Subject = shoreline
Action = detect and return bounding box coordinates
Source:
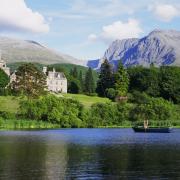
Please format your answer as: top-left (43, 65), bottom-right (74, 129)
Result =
top-left (0, 126), bottom-right (180, 130)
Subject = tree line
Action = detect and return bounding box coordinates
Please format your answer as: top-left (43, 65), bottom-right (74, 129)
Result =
top-left (0, 61), bottom-right (180, 105)
top-left (96, 60), bottom-right (180, 104)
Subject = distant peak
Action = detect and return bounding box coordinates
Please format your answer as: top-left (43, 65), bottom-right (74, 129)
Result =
top-left (25, 40), bottom-right (44, 47)
top-left (149, 29), bottom-right (180, 36)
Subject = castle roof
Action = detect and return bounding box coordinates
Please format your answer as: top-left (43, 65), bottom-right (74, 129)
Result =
top-left (48, 71), bottom-right (66, 80)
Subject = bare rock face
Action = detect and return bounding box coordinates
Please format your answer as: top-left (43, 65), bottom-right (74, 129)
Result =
top-left (0, 36), bottom-right (81, 65)
top-left (87, 29), bottom-right (180, 69)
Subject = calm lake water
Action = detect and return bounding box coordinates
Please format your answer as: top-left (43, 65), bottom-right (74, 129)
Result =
top-left (0, 128), bottom-right (180, 180)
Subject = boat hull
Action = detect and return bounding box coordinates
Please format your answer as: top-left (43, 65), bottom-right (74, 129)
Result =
top-left (132, 127), bottom-right (172, 133)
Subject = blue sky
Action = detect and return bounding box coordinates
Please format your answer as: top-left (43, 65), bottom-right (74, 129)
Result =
top-left (0, 0), bottom-right (180, 60)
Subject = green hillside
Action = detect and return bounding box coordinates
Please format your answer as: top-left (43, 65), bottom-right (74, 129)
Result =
top-left (0, 94), bottom-right (110, 113)
top-left (8, 62), bottom-right (98, 81)
top-left (61, 93), bottom-right (111, 108)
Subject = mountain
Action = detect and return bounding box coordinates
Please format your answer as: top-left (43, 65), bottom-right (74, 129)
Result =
top-left (0, 36), bottom-right (83, 65)
top-left (87, 29), bottom-right (180, 69)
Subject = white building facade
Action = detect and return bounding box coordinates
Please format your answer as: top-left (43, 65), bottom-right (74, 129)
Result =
top-left (44, 67), bottom-right (67, 93)
top-left (0, 60), bottom-right (10, 76)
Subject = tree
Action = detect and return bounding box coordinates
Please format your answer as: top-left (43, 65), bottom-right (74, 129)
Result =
top-left (114, 61), bottom-right (129, 97)
top-left (128, 66), bottom-right (160, 97)
top-left (105, 88), bottom-right (117, 100)
top-left (159, 66), bottom-right (180, 104)
top-left (78, 70), bottom-right (84, 92)
top-left (96, 59), bottom-right (114, 97)
top-left (68, 78), bottom-right (81, 94)
top-left (0, 69), bottom-right (9, 91)
top-left (13, 63), bottom-right (46, 98)
top-left (47, 66), bottom-right (65, 74)
top-left (72, 67), bottom-right (78, 78)
top-left (130, 96), bottom-right (174, 122)
top-left (84, 68), bottom-right (95, 94)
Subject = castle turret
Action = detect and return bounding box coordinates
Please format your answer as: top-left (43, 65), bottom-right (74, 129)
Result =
top-left (0, 50), bottom-right (10, 76)
top-left (43, 67), bottom-right (47, 74)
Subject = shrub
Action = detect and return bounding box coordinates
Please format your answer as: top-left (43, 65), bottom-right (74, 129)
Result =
top-left (19, 95), bottom-right (85, 127)
top-left (130, 96), bottom-right (175, 122)
top-left (105, 88), bottom-right (117, 100)
top-left (87, 102), bottom-right (132, 127)
top-left (0, 111), bottom-right (16, 119)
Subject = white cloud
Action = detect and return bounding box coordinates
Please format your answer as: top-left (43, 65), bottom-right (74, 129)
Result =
top-left (47, 0), bottom-right (136, 20)
top-left (149, 4), bottom-right (180, 22)
top-left (0, 0), bottom-right (49, 33)
top-left (89, 19), bottom-right (143, 43)
top-left (88, 34), bottom-right (98, 42)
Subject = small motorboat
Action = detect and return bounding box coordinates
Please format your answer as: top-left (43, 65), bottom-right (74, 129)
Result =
top-left (132, 126), bottom-right (172, 133)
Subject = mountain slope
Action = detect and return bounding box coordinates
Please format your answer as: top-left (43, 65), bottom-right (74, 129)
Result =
top-left (0, 36), bottom-right (82, 65)
top-left (87, 29), bottom-right (180, 69)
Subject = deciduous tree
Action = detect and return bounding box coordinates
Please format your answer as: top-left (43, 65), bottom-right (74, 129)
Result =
top-left (13, 63), bottom-right (46, 98)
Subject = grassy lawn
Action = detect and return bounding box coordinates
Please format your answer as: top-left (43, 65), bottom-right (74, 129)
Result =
top-left (61, 93), bottom-right (111, 108)
top-left (0, 96), bottom-right (20, 113)
top-left (0, 94), bottom-right (111, 113)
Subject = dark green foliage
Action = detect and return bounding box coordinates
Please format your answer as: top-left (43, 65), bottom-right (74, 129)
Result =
top-left (127, 66), bottom-right (180, 104)
top-left (8, 62), bottom-right (44, 72)
top-left (47, 66), bottom-right (65, 74)
top-left (87, 102), bottom-right (132, 127)
top-left (78, 70), bottom-right (84, 91)
top-left (128, 91), bottom-right (150, 104)
top-left (159, 66), bottom-right (180, 104)
top-left (84, 68), bottom-right (95, 94)
top-left (72, 67), bottom-right (78, 78)
top-left (19, 95), bottom-right (86, 128)
top-left (68, 78), bottom-right (81, 94)
top-left (105, 88), bottom-right (117, 100)
top-left (0, 69), bottom-right (9, 94)
top-left (0, 111), bottom-right (16, 119)
top-left (130, 96), bottom-right (174, 122)
top-left (128, 66), bottom-right (160, 97)
top-left (96, 59), bottom-right (114, 97)
top-left (115, 62), bottom-right (129, 97)
top-left (12, 63), bottom-right (47, 98)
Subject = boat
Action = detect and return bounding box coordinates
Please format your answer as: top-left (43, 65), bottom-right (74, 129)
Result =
top-left (132, 120), bottom-right (172, 133)
top-left (132, 126), bottom-right (172, 133)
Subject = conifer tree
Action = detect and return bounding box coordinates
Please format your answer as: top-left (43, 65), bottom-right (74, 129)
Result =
top-left (115, 61), bottom-right (129, 97)
top-left (96, 59), bottom-right (114, 97)
top-left (78, 70), bottom-right (84, 91)
top-left (84, 68), bottom-right (95, 94)
top-left (72, 67), bottom-right (78, 78)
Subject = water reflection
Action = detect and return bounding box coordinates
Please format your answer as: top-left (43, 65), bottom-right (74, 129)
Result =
top-left (0, 129), bottom-right (179, 179)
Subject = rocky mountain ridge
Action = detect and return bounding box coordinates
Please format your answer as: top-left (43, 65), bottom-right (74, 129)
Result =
top-left (87, 29), bottom-right (180, 69)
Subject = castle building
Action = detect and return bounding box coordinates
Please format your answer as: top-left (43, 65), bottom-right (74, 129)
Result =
top-left (0, 60), bottom-right (10, 76)
top-left (43, 67), bottom-right (67, 93)
top-left (0, 53), bottom-right (67, 93)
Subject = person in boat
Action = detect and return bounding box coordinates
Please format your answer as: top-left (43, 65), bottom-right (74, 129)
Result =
top-left (144, 119), bottom-right (148, 129)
